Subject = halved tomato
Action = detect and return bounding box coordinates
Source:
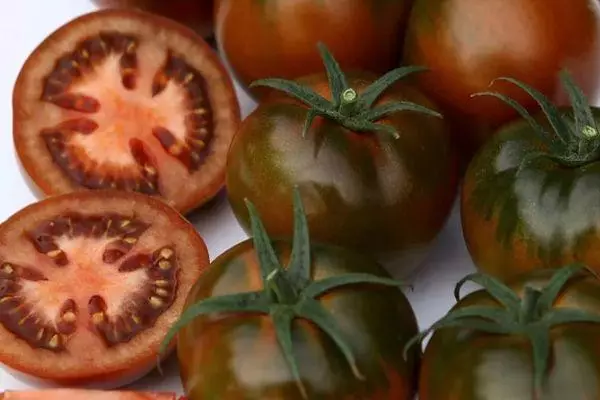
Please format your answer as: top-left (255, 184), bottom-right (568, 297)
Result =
top-left (0, 190), bottom-right (208, 388)
top-left (13, 10), bottom-right (240, 214)
top-left (1, 389), bottom-right (184, 400)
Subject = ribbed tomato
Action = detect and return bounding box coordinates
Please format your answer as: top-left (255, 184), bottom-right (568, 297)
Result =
top-left (215, 0), bottom-right (413, 97)
top-left (163, 189), bottom-right (421, 399)
top-left (462, 71), bottom-right (600, 281)
top-left (225, 44), bottom-right (458, 275)
top-left (403, 0), bottom-right (599, 158)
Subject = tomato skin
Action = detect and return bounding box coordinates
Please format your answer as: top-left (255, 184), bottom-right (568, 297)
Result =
top-left (177, 240), bottom-right (420, 399)
top-left (92, 0), bottom-right (214, 38)
top-left (226, 74), bottom-right (458, 273)
top-left (215, 0), bottom-right (412, 96)
top-left (461, 108), bottom-right (600, 282)
top-left (419, 269), bottom-right (600, 399)
top-left (403, 0), bottom-right (599, 157)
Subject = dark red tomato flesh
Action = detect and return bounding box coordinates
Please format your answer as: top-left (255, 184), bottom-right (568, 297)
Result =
top-left (13, 10), bottom-right (240, 214)
top-left (226, 73), bottom-right (458, 275)
top-left (215, 0), bottom-right (413, 97)
top-left (1, 389), bottom-right (182, 400)
top-left (0, 190), bottom-right (209, 388)
top-left (177, 239), bottom-right (420, 399)
top-left (403, 0), bottom-right (600, 158)
top-left (92, 0), bottom-right (215, 38)
top-left (461, 107), bottom-right (600, 282)
top-left (419, 269), bottom-right (600, 399)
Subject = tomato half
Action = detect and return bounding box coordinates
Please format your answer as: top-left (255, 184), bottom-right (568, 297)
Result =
top-left (402, 0), bottom-right (599, 158)
top-left (225, 49), bottom-right (458, 274)
top-left (0, 190), bottom-right (208, 388)
top-left (1, 389), bottom-right (183, 400)
top-left (92, 0), bottom-right (215, 38)
top-left (461, 72), bottom-right (600, 281)
top-left (215, 0), bottom-right (413, 97)
top-left (414, 265), bottom-right (600, 399)
top-left (13, 10), bottom-right (240, 214)
top-left (170, 188), bottom-right (420, 399)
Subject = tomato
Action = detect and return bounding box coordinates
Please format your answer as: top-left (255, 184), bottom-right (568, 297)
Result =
top-left (409, 264), bottom-right (600, 399)
top-left (0, 190), bottom-right (209, 388)
top-left (215, 0), bottom-right (413, 97)
top-left (225, 44), bottom-right (458, 274)
top-left (164, 189), bottom-right (420, 399)
top-left (461, 71), bottom-right (600, 282)
top-left (1, 389), bottom-right (184, 400)
top-left (91, 0), bottom-right (214, 38)
top-left (402, 0), bottom-right (600, 158)
top-left (13, 10), bottom-right (240, 214)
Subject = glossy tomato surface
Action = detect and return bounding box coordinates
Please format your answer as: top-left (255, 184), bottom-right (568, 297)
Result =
top-left (215, 0), bottom-right (413, 96)
top-left (403, 0), bottom-right (600, 157)
top-left (461, 108), bottom-right (600, 282)
top-left (13, 10), bottom-right (240, 214)
top-left (0, 190), bottom-right (208, 388)
top-left (177, 239), bottom-right (420, 400)
top-left (92, 0), bottom-right (214, 38)
top-left (226, 73), bottom-right (458, 273)
top-left (419, 269), bottom-right (600, 399)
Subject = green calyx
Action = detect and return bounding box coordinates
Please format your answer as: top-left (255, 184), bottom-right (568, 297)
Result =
top-left (472, 69), bottom-right (600, 168)
top-left (159, 187), bottom-right (407, 399)
top-left (249, 42), bottom-right (442, 139)
top-left (404, 264), bottom-right (600, 398)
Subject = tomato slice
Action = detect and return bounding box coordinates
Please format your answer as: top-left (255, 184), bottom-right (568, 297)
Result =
top-left (0, 190), bottom-right (208, 388)
top-left (13, 10), bottom-right (240, 214)
top-left (1, 389), bottom-right (180, 400)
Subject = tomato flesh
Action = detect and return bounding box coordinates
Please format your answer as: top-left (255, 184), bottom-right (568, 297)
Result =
top-left (177, 240), bottom-right (420, 399)
top-left (13, 10), bottom-right (240, 214)
top-left (1, 389), bottom-right (180, 400)
top-left (0, 190), bottom-right (208, 387)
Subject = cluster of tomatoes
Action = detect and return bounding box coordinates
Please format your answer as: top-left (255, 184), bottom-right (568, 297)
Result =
top-left (2, 0), bottom-right (600, 399)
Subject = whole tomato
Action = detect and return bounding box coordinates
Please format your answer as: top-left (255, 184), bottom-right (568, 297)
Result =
top-left (215, 0), bottom-right (413, 97)
top-left (402, 0), bottom-right (599, 158)
top-left (225, 44), bottom-right (458, 275)
top-left (409, 264), bottom-right (600, 399)
top-left (163, 190), bottom-right (421, 399)
top-left (462, 71), bottom-right (600, 282)
top-left (92, 0), bottom-right (214, 38)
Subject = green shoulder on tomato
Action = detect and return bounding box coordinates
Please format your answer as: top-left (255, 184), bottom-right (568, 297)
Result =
top-left (462, 71), bottom-right (600, 281)
top-left (409, 264), bottom-right (600, 399)
top-left (163, 188), bottom-right (421, 399)
top-left (226, 44), bottom-right (458, 275)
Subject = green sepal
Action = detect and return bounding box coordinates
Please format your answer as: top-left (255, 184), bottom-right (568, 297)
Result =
top-left (249, 43), bottom-right (440, 138)
top-left (406, 263), bottom-right (600, 399)
top-left (158, 186), bottom-right (410, 399)
top-left (158, 291), bottom-right (270, 356)
top-left (472, 70), bottom-right (600, 167)
top-left (296, 298), bottom-right (365, 380)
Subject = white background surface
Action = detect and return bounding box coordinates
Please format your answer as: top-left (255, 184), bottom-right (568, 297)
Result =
top-left (0, 0), bottom-right (528, 396)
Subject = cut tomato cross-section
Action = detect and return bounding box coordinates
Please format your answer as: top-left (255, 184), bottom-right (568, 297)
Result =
top-left (1, 389), bottom-right (183, 400)
top-left (13, 10), bottom-right (240, 214)
top-left (0, 190), bottom-right (209, 388)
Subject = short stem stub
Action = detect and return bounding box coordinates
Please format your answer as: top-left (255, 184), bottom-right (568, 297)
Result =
top-left (339, 88), bottom-right (358, 116)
